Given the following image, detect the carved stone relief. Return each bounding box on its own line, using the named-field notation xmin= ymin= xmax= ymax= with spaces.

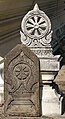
xmin=20 ymin=4 xmax=52 ymax=48
xmin=20 ymin=4 xmax=64 ymax=116
xmin=4 ymin=44 xmax=40 ymax=117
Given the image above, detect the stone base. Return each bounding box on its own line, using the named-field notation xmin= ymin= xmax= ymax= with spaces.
xmin=0 ymin=115 xmax=53 ymax=119
xmin=41 ymin=84 xmax=63 ymax=115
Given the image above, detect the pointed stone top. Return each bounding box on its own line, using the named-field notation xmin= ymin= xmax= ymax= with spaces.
xmin=33 ymin=3 xmax=39 ymax=11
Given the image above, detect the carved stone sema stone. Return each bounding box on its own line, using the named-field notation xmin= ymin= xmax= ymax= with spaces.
xmin=4 ymin=44 xmax=40 ymax=117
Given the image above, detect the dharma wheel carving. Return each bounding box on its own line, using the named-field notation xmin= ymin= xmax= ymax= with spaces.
xmin=21 ymin=4 xmax=52 ymax=46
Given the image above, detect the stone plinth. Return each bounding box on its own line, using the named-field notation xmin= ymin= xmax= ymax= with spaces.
xmin=40 ymin=54 xmax=63 ymax=115
xmin=41 ymin=85 xmax=63 ymax=115
xmin=4 ymin=44 xmax=40 ymax=117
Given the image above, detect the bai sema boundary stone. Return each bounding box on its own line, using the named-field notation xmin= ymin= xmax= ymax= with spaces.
xmin=4 ymin=44 xmax=40 ymax=117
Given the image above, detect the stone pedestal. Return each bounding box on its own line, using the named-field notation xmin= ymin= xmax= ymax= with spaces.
xmin=20 ymin=3 xmax=64 ymax=116
xmin=42 ymin=85 xmax=63 ymax=115
xmin=40 ymin=55 xmax=63 ymax=115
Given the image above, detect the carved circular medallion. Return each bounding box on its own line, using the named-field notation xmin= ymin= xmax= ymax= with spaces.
xmin=21 ymin=4 xmax=51 ymax=40
xmin=13 ymin=64 xmax=31 ymax=80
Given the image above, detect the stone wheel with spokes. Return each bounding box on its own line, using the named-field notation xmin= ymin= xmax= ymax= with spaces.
xmin=23 ymin=15 xmax=48 ymax=39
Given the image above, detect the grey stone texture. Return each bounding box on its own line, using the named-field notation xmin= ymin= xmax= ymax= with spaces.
xmin=55 ymin=64 xmax=65 ymax=93
xmin=4 ymin=44 xmax=40 ymax=117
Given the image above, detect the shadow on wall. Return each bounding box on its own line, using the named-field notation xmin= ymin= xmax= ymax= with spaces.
xmin=51 ymin=24 xmax=65 ymax=58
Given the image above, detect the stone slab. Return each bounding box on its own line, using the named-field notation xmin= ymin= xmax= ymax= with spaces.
xmin=40 ymin=59 xmax=60 ymax=71
xmin=30 ymin=48 xmax=53 ymax=58
xmin=41 ymin=72 xmax=57 ymax=81
xmin=4 ymin=44 xmax=40 ymax=117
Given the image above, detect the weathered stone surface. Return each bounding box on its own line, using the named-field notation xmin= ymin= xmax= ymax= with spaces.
xmin=55 ymin=65 xmax=65 ymax=93
xmin=40 ymin=59 xmax=60 ymax=71
xmin=4 ymin=44 xmax=40 ymax=117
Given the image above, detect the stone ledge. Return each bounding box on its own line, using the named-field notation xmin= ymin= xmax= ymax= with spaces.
xmin=0 ymin=115 xmax=53 ymax=119
xmin=1 ymin=115 xmax=65 ymax=119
